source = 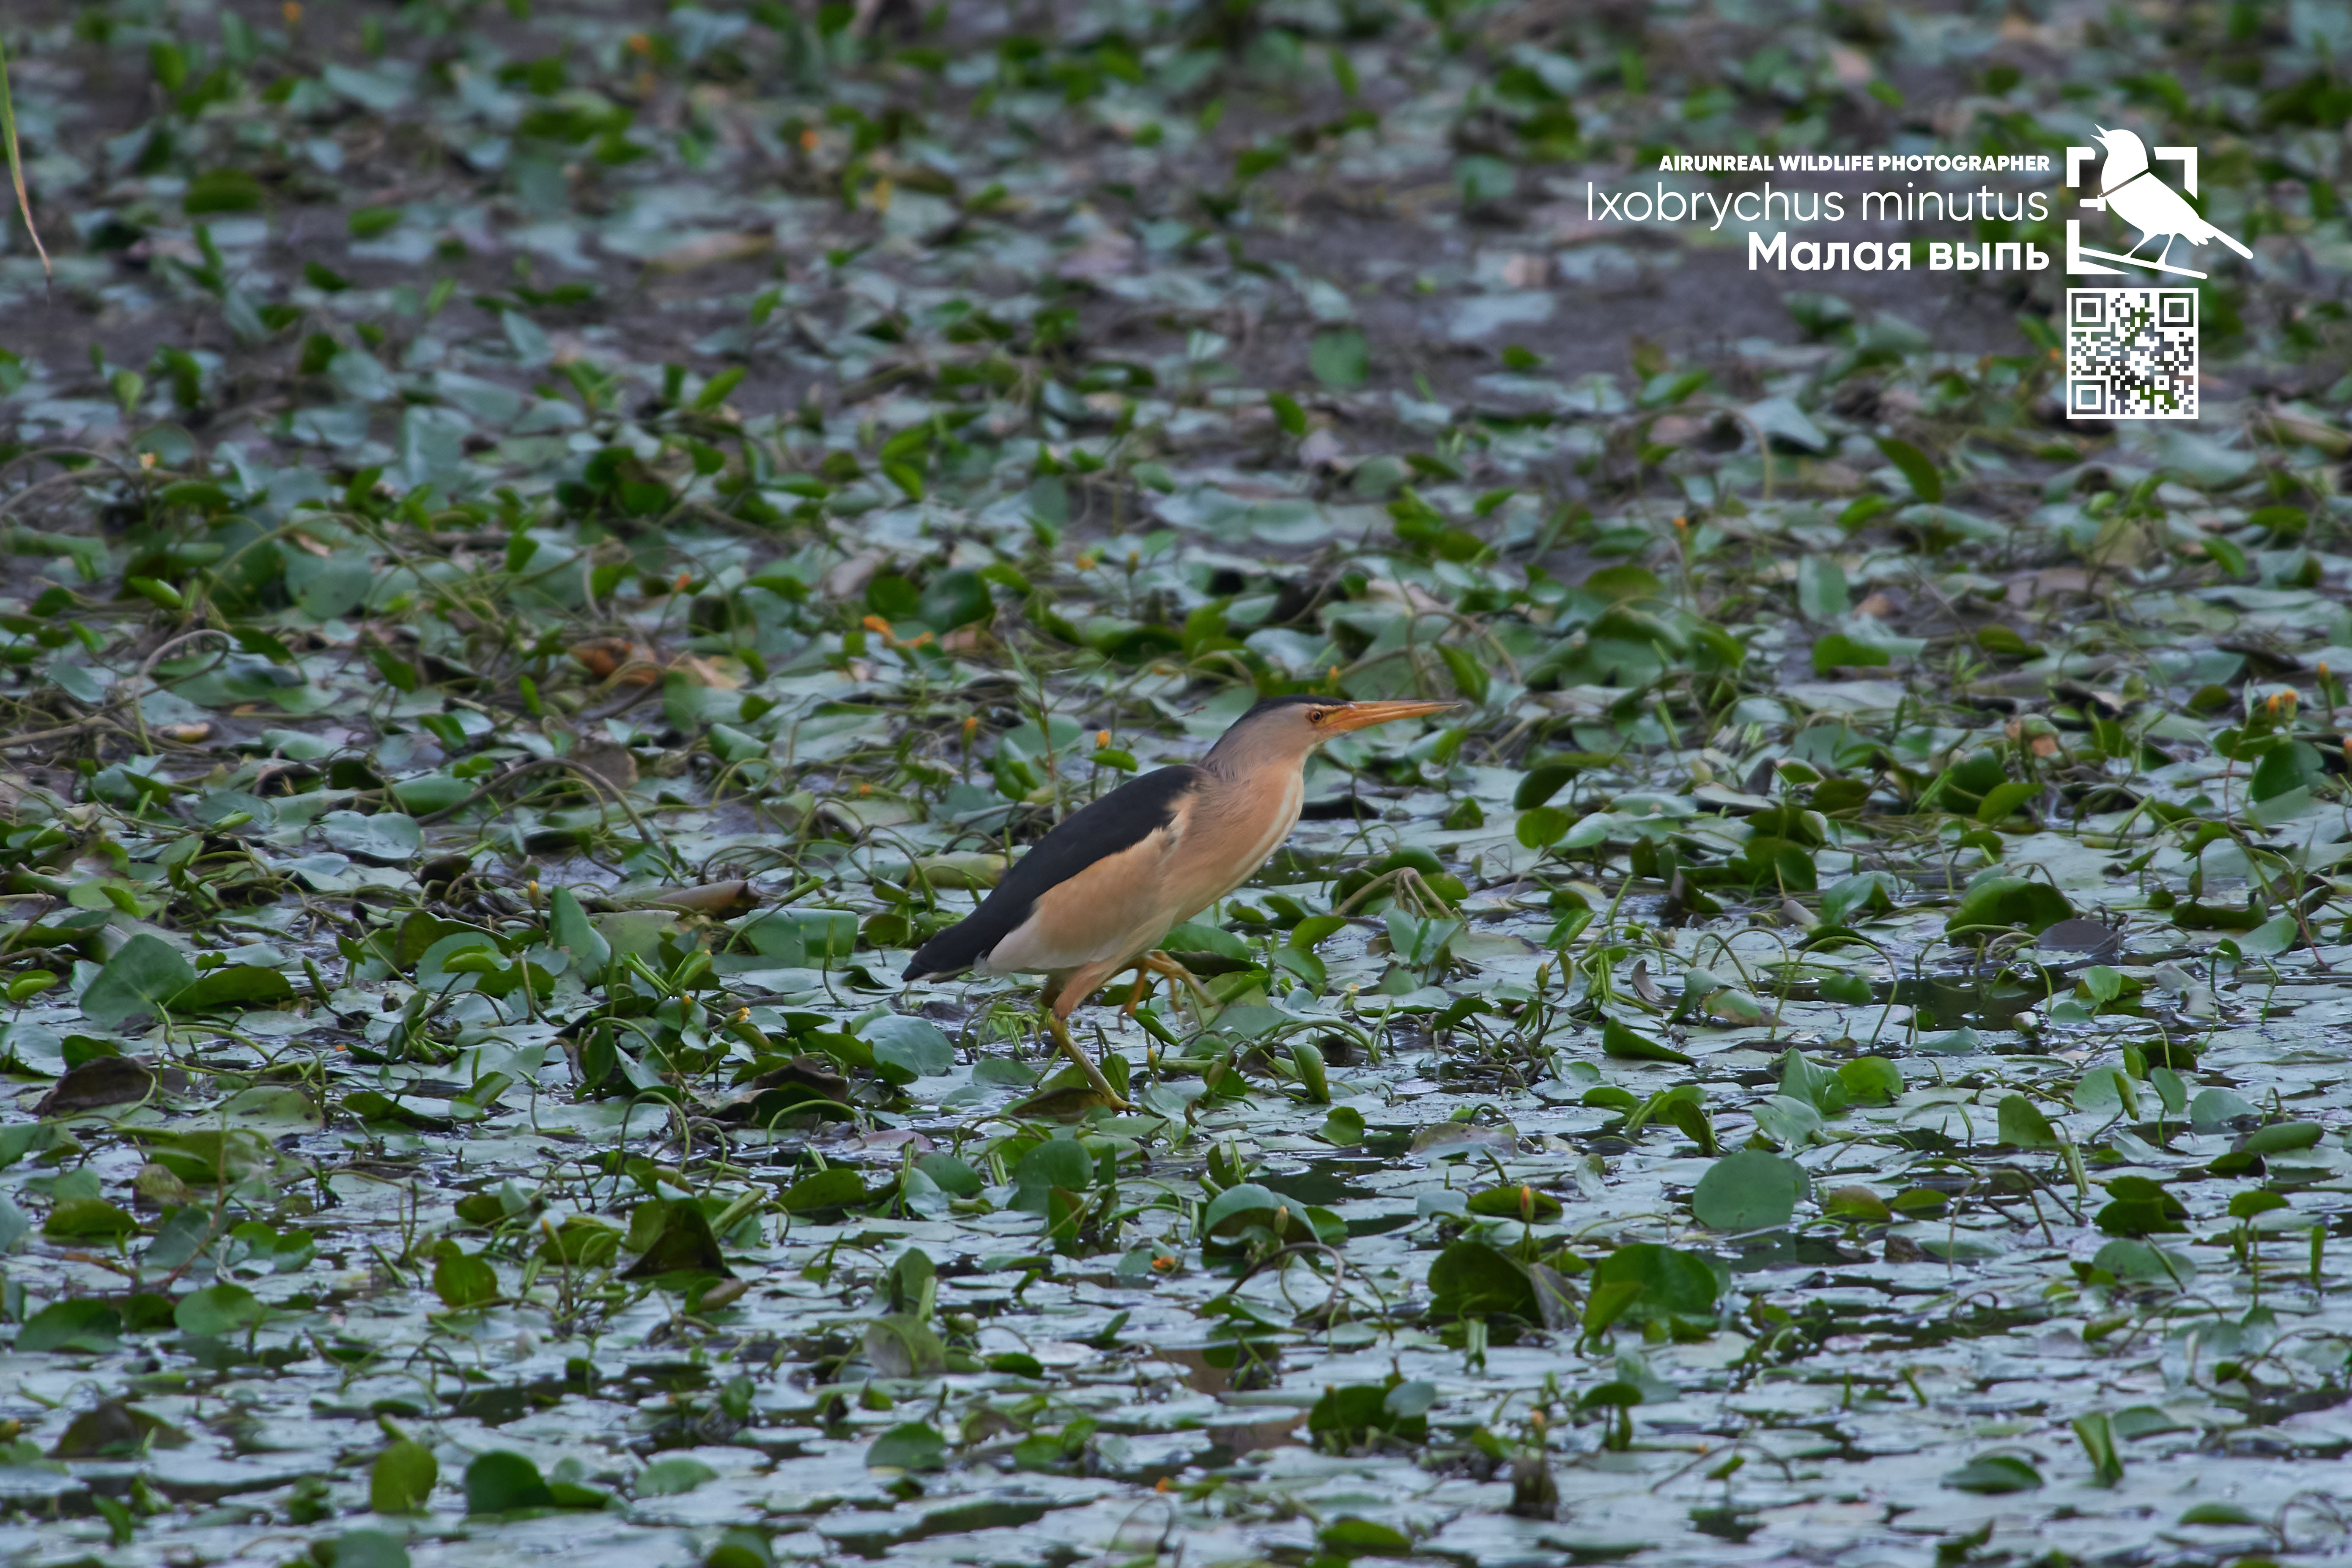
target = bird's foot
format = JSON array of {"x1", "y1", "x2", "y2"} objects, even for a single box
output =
[
  {"x1": 1042, "y1": 1010, "x2": 1131, "y2": 1111},
  {"x1": 1140, "y1": 949, "x2": 1217, "y2": 1016}
]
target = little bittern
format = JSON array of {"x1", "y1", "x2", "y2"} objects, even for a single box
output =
[{"x1": 904, "y1": 695, "x2": 1459, "y2": 1108}]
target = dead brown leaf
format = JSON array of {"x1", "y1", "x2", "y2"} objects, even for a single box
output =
[
  {"x1": 35, "y1": 1055, "x2": 188, "y2": 1116},
  {"x1": 570, "y1": 740, "x2": 639, "y2": 791},
  {"x1": 644, "y1": 231, "x2": 773, "y2": 274},
  {"x1": 650, "y1": 880, "x2": 758, "y2": 917},
  {"x1": 570, "y1": 638, "x2": 662, "y2": 684}
]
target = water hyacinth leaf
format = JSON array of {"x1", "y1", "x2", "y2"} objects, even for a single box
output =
[
  {"x1": 865, "y1": 1013, "x2": 955, "y2": 1078},
  {"x1": 331, "y1": 1531, "x2": 411, "y2": 1568},
  {"x1": 636, "y1": 1456, "x2": 718, "y2": 1497},
  {"x1": 1996, "y1": 1094, "x2": 2061, "y2": 1151},
  {"x1": 866, "y1": 1313, "x2": 948, "y2": 1377},
  {"x1": 1821, "y1": 1185, "x2": 1891, "y2": 1223},
  {"x1": 1012, "y1": 1140, "x2": 1095, "y2": 1212},
  {"x1": 172, "y1": 962, "x2": 298, "y2": 1012},
  {"x1": 915, "y1": 1153, "x2": 983, "y2": 1198},
  {"x1": 1464, "y1": 1183, "x2": 1562, "y2": 1220},
  {"x1": 866, "y1": 1422, "x2": 948, "y2": 1471},
  {"x1": 1427, "y1": 1239, "x2": 1540, "y2": 1320},
  {"x1": 1811, "y1": 633, "x2": 1890, "y2": 674},
  {"x1": 465, "y1": 1451, "x2": 557, "y2": 1514},
  {"x1": 1584, "y1": 1243, "x2": 1720, "y2": 1334},
  {"x1": 17, "y1": 1299, "x2": 123, "y2": 1353},
  {"x1": 1321, "y1": 1518, "x2": 1413, "y2": 1554},
  {"x1": 370, "y1": 1439, "x2": 439, "y2": 1513},
  {"x1": 1310, "y1": 1382, "x2": 1429, "y2": 1445},
  {"x1": 2092, "y1": 1239, "x2": 2198, "y2": 1286},
  {"x1": 2074, "y1": 1413, "x2": 2123, "y2": 1486},
  {"x1": 1795, "y1": 555, "x2": 1847, "y2": 620},
  {"x1": 2095, "y1": 1176, "x2": 2188, "y2": 1236},
  {"x1": 1946, "y1": 877, "x2": 2073, "y2": 936},
  {"x1": 779, "y1": 1167, "x2": 867, "y2": 1212},
  {"x1": 79, "y1": 935, "x2": 198, "y2": 1028},
  {"x1": 2072, "y1": 1066, "x2": 2137, "y2": 1118},
  {"x1": 1943, "y1": 1455, "x2": 2041, "y2": 1493},
  {"x1": 1817, "y1": 972, "x2": 1872, "y2": 1004},
  {"x1": 1320, "y1": 1105, "x2": 1366, "y2": 1144},
  {"x1": 1517, "y1": 806, "x2": 1574, "y2": 848},
  {"x1": 1309, "y1": 328, "x2": 1369, "y2": 388},
  {"x1": 52, "y1": 1398, "x2": 189, "y2": 1458},
  {"x1": 2228, "y1": 1189, "x2": 2288, "y2": 1220},
  {"x1": 549, "y1": 886, "x2": 611, "y2": 971},
  {"x1": 175, "y1": 1283, "x2": 263, "y2": 1337},
  {"x1": 619, "y1": 1200, "x2": 734, "y2": 1277},
  {"x1": 432, "y1": 1250, "x2": 499, "y2": 1308},
  {"x1": 1601, "y1": 1018, "x2": 1692, "y2": 1065},
  {"x1": 1837, "y1": 1056, "x2": 1903, "y2": 1104},
  {"x1": 45, "y1": 1198, "x2": 139, "y2": 1239},
  {"x1": 1876, "y1": 436, "x2": 1943, "y2": 503},
  {"x1": 1289, "y1": 1040, "x2": 1330, "y2": 1102},
  {"x1": 1975, "y1": 781, "x2": 2039, "y2": 824},
  {"x1": 2189, "y1": 1088, "x2": 2258, "y2": 1130},
  {"x1": 1689, "y1": 1150, "x2": 1807, "y2": 1231},
  {"x1": 2244, "y1": 1121, "x2": 2323, "y2": 1154}
]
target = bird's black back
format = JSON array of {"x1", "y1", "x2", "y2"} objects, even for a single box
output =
[{"x1": 902, "y1": 764, "x2": 1209, "y2": 980}]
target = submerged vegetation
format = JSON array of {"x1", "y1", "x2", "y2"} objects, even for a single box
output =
[{"x1": 1, "y1": 0, "x2": 2350, "y2": 1564}]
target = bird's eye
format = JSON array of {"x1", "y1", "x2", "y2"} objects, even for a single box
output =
[{"x1": 1308, "y1": 708, "x2": 1328, "y2": 725}]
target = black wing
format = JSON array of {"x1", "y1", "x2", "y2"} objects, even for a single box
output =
[{"x1": 903, "y1": 764, "x2": 1207, "y2": 980}]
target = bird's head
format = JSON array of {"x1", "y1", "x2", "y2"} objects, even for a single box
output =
[
  {"x1": 1209, "y1": 694, "x2": 1461, "y2": 766},
  {"x1": 2093, "y1": 126, "x2": 2147, "y2": 161}
]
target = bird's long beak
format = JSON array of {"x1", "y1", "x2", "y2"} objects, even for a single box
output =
[{"x1": 1323, "y1": 699, "x2": 1461, "y2": 734}]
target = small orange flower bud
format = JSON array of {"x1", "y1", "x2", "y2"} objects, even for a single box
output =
[
  {"x1": 800, "y1": 126, "x2": 820, "y2": 153},
  {"x1": 627, "y1": 32, "x2": 653, "y2": 55},
  {"x1": 283, "y1": 0, "x2": 302, "y2": 24},
  {"x1": 1097, "y1": 729, "x2": 1112, "y2": 747},
  {"x1": 862, "y1": 614, "x2": 894, "y2": 638}
]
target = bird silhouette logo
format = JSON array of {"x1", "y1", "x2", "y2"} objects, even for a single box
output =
[{"x1": 2064, "y1": 128, "x2": 2249, "y2": 279}]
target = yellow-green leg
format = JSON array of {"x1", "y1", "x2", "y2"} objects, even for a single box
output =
[
  {"x1": 1139, "y1": 949, "x2": 1216, "y2": 1015},
  {"x1": 1043, "y1": 1009, "x2": 1130, "y2": 1110}
]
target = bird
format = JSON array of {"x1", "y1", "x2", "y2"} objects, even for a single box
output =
[
  {"x1": 2092, "y1": 126, "x2": 2251, "y2": 271},
  {"x1": 904, "y1": 694, "x2": 1460, "y2": 1110}
]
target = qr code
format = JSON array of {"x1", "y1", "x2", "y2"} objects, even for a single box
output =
[{"x1": 2066, "y1": 288, "x2": 2197, "y2": 420}]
